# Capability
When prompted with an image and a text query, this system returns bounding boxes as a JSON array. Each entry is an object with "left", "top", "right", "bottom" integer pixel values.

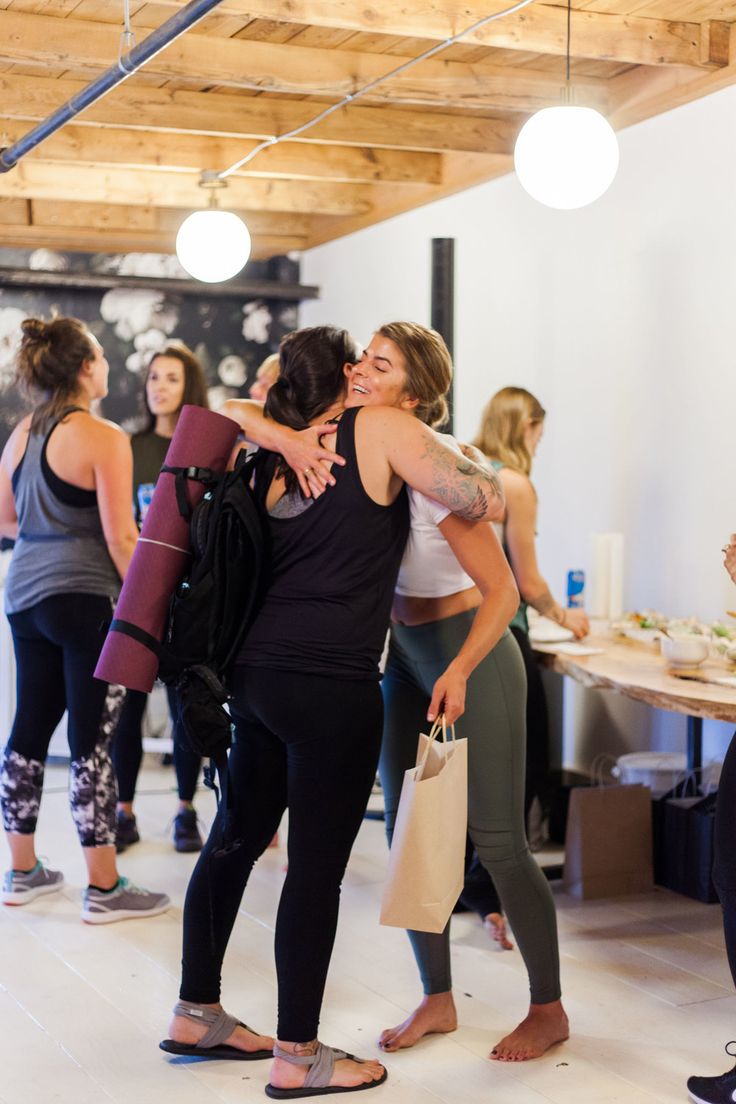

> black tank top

[{"left": 237, "top": 406, "right": 410, "bottom": 680}]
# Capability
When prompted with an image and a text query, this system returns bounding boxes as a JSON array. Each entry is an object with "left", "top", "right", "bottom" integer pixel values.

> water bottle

[{"left": 567, "top": 570, "right": 585, "bottom": 609}]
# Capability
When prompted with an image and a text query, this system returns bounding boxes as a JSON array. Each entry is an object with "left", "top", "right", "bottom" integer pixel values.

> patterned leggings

[{"left": 1, "top": 593, "right": 124, "bottom": 848}]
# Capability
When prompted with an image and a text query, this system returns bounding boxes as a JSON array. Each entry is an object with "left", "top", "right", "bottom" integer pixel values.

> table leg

[{"left": 687, "top": 715, "right": 703, "bottom": 774}]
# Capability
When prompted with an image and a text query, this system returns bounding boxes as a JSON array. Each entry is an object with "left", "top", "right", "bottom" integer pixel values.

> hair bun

[{"left": 21, "top": 317, "right": 49, "bottom": 342}]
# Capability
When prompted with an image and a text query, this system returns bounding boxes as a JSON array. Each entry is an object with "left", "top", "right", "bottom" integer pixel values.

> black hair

[{"left": 265, "top": 325, "right": 358, "bottom": 495}]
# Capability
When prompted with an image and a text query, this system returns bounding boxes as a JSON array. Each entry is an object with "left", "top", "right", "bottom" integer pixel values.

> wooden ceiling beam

[
  {"left": 0, "top": 120, "right": 442, "bottom": 186},
  {"left": 0, "top": 11, "right": 610, "bottom": 113},
  {"left": 154, "top": 0, "right": 732, "bottom": 70},
  {"left": 302, "top": 151, "right": 513, "bottom": 251},
  {"left": 0, "top": 223, "right": 301, "bottom": 261},
  {"left": 0, "top": 162, "right": 374, "bottom": 217},
  {"left": 0, "top": 74, "right": 519, "bottom": 156},
  {"left": 608, "top": 55, "right": 736, "bottom": 131},
  {"left": 23, "top": 200, "right": 313, "bottom": 239}
]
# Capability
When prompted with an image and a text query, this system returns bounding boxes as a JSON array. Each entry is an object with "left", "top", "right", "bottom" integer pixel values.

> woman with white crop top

[{"left": 345, "top": 323, "right": 569, "bottom": 1064}]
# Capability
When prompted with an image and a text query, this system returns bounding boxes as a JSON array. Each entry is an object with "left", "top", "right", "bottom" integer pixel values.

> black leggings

[
  {"left": 180, "top": 668, "right": 382, "bottom": 1042},
  {"left": 713, "top": 730, "right": 736, "bottom": 987},
  {"left": 112, "top": 687, "right": 201, "bottom": 803},
  {"left": 0, "top": 593, "right": 123, "bottom": 848}
]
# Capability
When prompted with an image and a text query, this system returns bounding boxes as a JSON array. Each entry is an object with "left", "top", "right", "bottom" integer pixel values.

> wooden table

[{"left": 533, "top": 633, "right": 736, "bottom": 772}]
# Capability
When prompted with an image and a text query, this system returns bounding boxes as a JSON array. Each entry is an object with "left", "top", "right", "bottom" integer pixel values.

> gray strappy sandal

[
  {"left": 265, "top": 1042, "right": 388, "bottom": 1099},
  {"left": 159, "top": 999, "right": 273, "bottom": 1060}
]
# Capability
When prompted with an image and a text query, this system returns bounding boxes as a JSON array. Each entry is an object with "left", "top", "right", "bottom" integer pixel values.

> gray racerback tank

[{"left": 4, "top": 413, "right": 121, "bottom": 615}]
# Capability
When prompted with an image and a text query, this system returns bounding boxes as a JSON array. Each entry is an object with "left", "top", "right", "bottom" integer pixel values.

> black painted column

[{"left": 431, "top": 237, "right": 455, "bottom": 433}]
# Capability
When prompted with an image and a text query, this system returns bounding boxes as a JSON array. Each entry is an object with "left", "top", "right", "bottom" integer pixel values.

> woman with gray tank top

[
  {"left": 344, "top": 324, "right": 569, "bottom": 1063},
  {"left": 0, "top": 316, "right": 169, "bottom": 924}
]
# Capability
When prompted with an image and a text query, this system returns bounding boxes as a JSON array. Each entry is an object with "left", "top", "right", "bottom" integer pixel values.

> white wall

[{"left": 301, "top": 85, "right": 736, "bottom": 768}]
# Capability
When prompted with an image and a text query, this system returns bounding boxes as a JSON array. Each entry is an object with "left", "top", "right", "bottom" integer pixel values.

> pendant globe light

[
  {"left": 176, "top": 175, "right": 252, "bottom": 284},
  {"left": 513, "top": 0, "right": 619, "bottom": 209}
]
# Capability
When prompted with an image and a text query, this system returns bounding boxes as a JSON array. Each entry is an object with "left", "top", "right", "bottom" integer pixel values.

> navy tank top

[{"left": 237, "top": 406, "right": 410, "bottom": 680}]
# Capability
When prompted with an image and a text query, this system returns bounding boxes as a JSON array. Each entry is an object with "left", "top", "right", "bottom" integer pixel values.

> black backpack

[{"left": 156, "top": 448, "right": 267, "bottom": 840}]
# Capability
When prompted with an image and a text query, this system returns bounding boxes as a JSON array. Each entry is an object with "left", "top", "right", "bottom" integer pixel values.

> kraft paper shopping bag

[
  {"left": 380, "top": 716, "right": 468, "bottom": 934},
  {"left": 563, "top": 783, "right": 653, "bottom": 900}
]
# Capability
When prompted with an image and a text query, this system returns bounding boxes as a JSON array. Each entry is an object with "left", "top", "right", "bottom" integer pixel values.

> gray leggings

[{"left": 380, "top": 612, "right": 561, "bottom": 1004}]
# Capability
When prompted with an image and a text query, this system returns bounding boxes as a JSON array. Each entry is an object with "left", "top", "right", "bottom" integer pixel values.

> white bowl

[{"left": 660, "top": 635, "right": 710, "bottom": 668}]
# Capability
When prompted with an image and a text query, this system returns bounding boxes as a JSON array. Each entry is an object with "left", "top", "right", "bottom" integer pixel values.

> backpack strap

[{"left": 160, "top": 464, "right": 218, "bottom": 521}]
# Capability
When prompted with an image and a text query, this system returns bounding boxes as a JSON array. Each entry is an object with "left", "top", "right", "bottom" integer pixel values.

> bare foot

[
  {"left": 168, "top": 1004, "right": 274, "bottom": 1055},
  {"left": 484, "top": 912, "right": 514, "bottom": 951},
  {"left": 379, "top": 992, "right": 458, "bottom": 1052},
  {"left": 490, "top": 1000, "right": 569, "bottom": 1061},
  {"left": 269, "top": 1041, "right": 385, "bottom": 1091}
]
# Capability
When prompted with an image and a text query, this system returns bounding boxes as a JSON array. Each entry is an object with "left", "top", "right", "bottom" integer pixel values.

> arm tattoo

[{"left": 421, "top": 434, "right": 504, "bottom": 521}]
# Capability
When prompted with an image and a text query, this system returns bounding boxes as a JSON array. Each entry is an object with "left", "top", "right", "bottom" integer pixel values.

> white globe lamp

[
  {"left": 514, "top": 105, "right": 619, "bottom": 210},
  {"left": 176, "top": 197, "right": 251, "bottom": 284}
]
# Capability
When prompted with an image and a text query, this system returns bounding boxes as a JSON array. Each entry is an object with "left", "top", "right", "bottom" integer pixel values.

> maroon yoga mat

[{"left": 94, "top": 405, "right": 241, "bottom": 692}]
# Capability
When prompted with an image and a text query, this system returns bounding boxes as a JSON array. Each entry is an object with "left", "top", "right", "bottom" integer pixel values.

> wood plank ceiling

[{"left": 0, "top": 0, "right": 734, "bottom": 260}]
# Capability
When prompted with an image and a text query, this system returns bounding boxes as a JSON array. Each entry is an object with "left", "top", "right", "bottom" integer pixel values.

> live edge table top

[{"left": 533, "top": 634, "right": 736, "bottom": 725}]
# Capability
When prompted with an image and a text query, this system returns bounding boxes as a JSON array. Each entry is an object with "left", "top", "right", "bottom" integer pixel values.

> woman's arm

[
  {"left": 0, "top": 418, "right": 31, "bottom": 540},
  {"left": 502, "top": 468, "right": 588, "bottom": 638},
  {"left": 382, "top": 413, "right": 505, "bottom": 522},
  {"left": 92, "top": 423, "right": 139, "bottom": 580},
  {"left": 0, "top": 466, "right": 17, "bottom": 540},
  {"left": 218, "top": 398, "right": 345, "bottom": 497},
  {"left": 425, "top": 517, "right": 518, "bottom": 724}
]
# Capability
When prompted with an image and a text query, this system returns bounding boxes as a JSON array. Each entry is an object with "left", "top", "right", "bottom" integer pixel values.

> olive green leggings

[{"left": 379, "top": 613, "right": 561, "bottom": 1004}]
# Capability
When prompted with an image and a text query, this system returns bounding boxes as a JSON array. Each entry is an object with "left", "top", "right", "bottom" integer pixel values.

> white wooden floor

[{"left": 0, "top": 760, "right": 732, "bottom": 1104}]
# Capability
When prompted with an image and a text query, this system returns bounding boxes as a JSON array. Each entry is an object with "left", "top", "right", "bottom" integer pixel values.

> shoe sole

[
  {"left": 81, "top": 900, "right": 170, "bottom": 924},
  {"left": 2, "top": 878, "right": 65, "bottom": 905},
  {"left": 265, "top": 1068, "right": 388, "bottom": 1099},
  {"left": 174, "top": 840, "right": 203, "bottom": 853}
]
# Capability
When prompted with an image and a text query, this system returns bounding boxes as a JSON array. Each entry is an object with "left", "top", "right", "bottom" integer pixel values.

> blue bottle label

[
  {"left": 567, "top": 570, "right": 585, "bottom": 608},
  {"left": 136, "top": 482, "right": 155, "bottom": 523}
]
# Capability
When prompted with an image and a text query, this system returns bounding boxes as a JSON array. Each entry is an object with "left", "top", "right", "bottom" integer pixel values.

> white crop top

[{"left": 394, "top": 487, "right": 476, "bottom": 598}]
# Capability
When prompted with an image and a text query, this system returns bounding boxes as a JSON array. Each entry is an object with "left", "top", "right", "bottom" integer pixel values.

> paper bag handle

[{"left": 416, "top": 713, "right": 456, "bottom": 777}]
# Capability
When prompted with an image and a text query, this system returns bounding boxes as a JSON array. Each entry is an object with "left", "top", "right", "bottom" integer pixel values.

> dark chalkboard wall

[{"left": 0, "top": 248, "right": 302, "bottom": 449}]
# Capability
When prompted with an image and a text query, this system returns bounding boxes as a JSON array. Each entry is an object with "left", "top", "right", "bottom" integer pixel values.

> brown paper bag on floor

[
  {"left": 563, "top": 783, "right": 653, "bottom": 900},
  {"left": 380, "top": 716, "right": 468, "bottom": 934}
]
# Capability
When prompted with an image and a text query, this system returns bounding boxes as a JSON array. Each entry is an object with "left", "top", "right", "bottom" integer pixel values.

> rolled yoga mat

[{"left": 94, "top": 405, "right": 241, "bottom": 693}]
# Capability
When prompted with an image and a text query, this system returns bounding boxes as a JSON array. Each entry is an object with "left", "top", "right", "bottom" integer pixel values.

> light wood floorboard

[{"left": 0, "top": 761, "right": 732, "bottom": 1103}]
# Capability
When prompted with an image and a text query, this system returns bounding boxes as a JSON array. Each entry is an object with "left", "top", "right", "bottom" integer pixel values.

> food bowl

[{"left": 660, "top": 634, "right": 710, "bottom": 668}]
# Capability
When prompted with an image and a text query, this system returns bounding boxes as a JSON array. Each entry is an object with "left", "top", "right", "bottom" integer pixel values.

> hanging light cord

[
  {"left": 214, "top": 0, "right": 537, "bottom": 181},
  {"left": 119, "top": 0, "right": 136, "bottom": 64},
  {"left": 566, "top": 0, "right": 572, "bottom": 84}
]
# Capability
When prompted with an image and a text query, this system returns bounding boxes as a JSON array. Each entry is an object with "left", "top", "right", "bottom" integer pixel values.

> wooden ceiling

[{"left": 0, "top": 0, "right": 735, "bottom": 261}]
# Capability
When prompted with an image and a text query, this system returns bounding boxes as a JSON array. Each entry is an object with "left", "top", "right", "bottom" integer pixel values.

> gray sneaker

[
  {"left": 2, "top": 861, "right": 64, "bottom": 905},
  {"left": 81, "top": 877, "right": 170, "bottom": 925}
]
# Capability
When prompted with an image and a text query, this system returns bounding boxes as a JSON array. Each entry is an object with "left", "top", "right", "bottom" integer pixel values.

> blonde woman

[
  {"left": 474, "top": 387, "right": 588, "bottom": 823},
  {"left": 346, "top": 332, "right": 568, "bottom": 1063}
]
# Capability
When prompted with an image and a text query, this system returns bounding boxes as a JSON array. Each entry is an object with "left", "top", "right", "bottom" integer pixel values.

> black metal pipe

[{"left": 0, "top": 0, "right": 225, "bottom": 174}]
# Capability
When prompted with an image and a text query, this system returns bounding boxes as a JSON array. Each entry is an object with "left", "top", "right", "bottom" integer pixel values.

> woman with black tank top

[
  {"left": 160, "top": 325, "right": 506, "bottom": 1099},
  {"left": 112, "top": 341, "right": 209, "bottom": 855},
  {"left": 0, "top": 316, "right": 169, "bottom": 924}
]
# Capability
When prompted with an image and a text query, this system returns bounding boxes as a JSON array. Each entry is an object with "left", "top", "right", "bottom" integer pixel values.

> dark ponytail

[
  {"left": 264, "top": 325, "right": 359, "bottom": 495},
  {"left": 15, "top": 315, "right": 97, "bottom": 434}
]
